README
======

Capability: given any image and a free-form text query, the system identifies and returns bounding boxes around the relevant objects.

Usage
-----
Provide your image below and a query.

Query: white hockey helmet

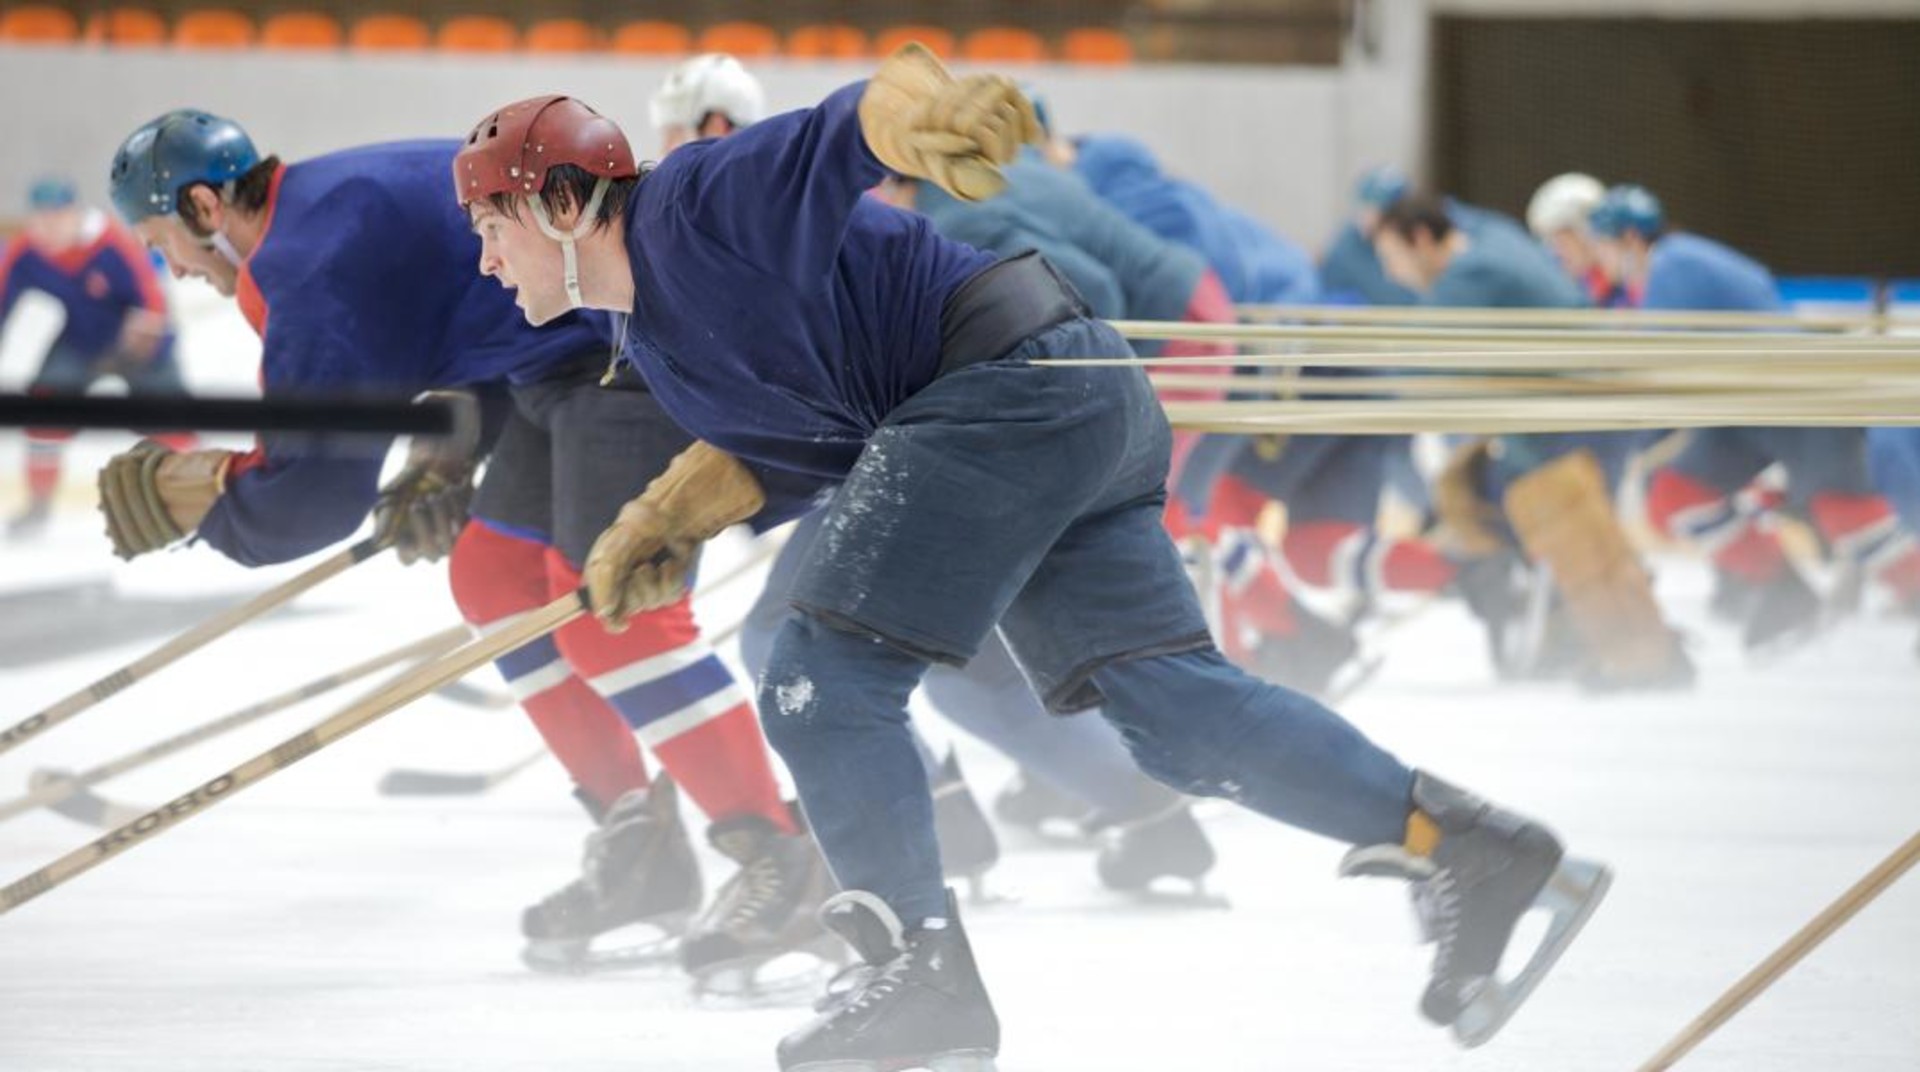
[1526,172,1605,238]
[649,53,767,133]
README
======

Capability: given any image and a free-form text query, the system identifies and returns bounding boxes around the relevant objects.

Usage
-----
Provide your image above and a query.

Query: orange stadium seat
[610,19,689,55]
[961,26,1047,63]
[85,8,168,46]
[1060,27,1133,65]
[436,15,517,53]
[697,20,778,57]
[787,23,866,60]
[349,13,429,51]
[172,9,255,49]
[1,5,80,42]
[260,11,343,50]
[872,25,954,60]
[525,18,598,53]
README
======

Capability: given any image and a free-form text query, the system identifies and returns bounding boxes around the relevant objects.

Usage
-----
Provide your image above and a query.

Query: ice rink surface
[2,289,1918,1071]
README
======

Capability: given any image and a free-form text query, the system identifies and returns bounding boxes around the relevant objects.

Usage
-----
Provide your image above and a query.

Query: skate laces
[839,951,913,1015]
[713,848,785,931]
[1413,870,1462,973]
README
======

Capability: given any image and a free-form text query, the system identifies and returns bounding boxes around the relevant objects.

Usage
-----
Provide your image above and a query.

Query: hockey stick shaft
[0,625,468,824]
[0,592,585,917]
[1635,829,1920,1072]
[0,538,389,758]
[1233,303,1893,332]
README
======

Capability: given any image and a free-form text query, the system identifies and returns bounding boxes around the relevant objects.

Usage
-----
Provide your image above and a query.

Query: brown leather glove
[859,43,1043,202]
[584,442,765,632]
[372,391,481,566]
[98,440,234,560]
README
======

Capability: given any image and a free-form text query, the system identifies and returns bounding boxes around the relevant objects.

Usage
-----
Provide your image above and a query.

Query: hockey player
[1526,172,1618,306]
[1,176,191,538]
[456,48,1611,1069]
[655,54,1216,896]
[1056,142,1455,688]
[1867,427,1920,658]
[98,110,827,978]
[1319,165,1420,305]
[1598,185,1920,648]
[1376,192,1693,689]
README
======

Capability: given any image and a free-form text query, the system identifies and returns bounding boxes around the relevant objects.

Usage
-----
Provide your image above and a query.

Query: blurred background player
[1599,184,1920,649]
[99,108,827,979]
[1526,172,1617,306]
[1,176,189,538]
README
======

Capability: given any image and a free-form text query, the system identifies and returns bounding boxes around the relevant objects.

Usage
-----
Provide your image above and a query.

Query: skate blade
[1451,856,1612,1049]
[522,917,688,976]
[1323,653,1386,705]
[788,1049,998,1072]
[691,936,845,1005]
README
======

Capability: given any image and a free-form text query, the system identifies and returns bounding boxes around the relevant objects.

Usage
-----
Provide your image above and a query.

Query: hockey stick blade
[27,770,148,829]
[377,769,495,795]
[430,680,514,709]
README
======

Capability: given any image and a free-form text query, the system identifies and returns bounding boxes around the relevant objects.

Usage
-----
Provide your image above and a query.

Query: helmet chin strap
[527,179,611,309]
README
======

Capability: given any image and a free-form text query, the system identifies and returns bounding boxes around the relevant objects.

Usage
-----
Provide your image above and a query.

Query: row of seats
[0,7,1136,62]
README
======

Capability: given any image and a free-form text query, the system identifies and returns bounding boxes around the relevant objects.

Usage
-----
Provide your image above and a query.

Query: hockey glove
[859,42,1043,202]
[98,439,234,560]
[372,391,482,566]
[584,441,765,632]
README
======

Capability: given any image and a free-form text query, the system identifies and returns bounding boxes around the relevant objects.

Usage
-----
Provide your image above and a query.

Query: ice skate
[682,812,839,998]
[991,768,1093,847]
[520,778,702,974]
[932,750,1002,903]
[780,889,999,1072]
[1338,772,1610,1048]
[1089,801,1225,908]
[1742,561,1822,655]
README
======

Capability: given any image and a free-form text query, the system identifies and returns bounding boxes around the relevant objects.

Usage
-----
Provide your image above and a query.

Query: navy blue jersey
[0,211,175,363]
[1643,233,1783,312]
[915,171,1126,319]
[1427,223,1585,309]
[616,83,995,501]
[1319,221,1418,305]
[1070,134,1318,305]
[198,141,607,566]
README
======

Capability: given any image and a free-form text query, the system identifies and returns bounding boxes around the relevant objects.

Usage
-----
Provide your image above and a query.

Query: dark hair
[1375,192,1454,244]
[483,162,649,234]
[177,155,280,238]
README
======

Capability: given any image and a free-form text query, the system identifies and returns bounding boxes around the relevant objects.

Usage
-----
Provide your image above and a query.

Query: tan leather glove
[98,440,234,560]
[372,391,481,565]
[859,43,1043,202]
[584,442,765,632]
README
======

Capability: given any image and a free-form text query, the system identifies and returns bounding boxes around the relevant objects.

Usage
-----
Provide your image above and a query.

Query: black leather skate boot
[992,767,1091,845]
[1338,772,1610,1048]
[779,889,999,1072]
[521,777,702,971]
[1091,801,1219,903]
[680,813,835,986]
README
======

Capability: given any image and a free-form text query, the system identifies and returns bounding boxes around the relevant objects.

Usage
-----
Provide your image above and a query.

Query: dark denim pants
[757,319,1415,924]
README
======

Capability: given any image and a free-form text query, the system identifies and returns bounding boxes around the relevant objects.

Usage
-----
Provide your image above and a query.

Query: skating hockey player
[0,176,191,538]
[98,109,829,980]
[1526,171,1618,306]
[654,53,1217,901]
[454,47,1611,1070]
[1597,185,1920,649]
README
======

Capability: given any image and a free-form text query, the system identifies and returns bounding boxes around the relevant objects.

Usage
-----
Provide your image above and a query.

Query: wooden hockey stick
[0,592,586,917]
[0,537,389,759]
[1108,319,1915,348]
[1233,303,1898,333]
[1635,829,1920,1072]
[1048,346,1920,373]
[0,625,469,826]
[378,610,755,798]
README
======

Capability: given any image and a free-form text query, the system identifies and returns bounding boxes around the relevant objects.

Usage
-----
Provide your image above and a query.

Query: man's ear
[183,184,225,234]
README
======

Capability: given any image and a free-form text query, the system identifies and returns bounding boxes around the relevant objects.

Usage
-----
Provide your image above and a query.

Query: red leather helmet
[454,95,637,208]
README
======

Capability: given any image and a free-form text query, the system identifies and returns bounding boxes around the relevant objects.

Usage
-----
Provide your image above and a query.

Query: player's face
[24,206,84,250]
[1548,229,1595,276]
[470,200,569,326]
[1373,229,1425,290]
[133,216,238,297]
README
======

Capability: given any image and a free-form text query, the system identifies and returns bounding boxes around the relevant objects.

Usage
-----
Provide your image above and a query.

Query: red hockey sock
[546,552,795,834]
[23,442,60,502]
[1647,468,1738,544]
[1811,492,1920,600]
[1710,524,1787,585]
[449,522,649,812]
[1282,520,1459,595]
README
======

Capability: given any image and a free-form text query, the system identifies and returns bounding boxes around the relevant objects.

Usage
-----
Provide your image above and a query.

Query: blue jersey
[615,83,994,506]
[1643,233,1783,312]
[917,150,1205,327]
[1070,134,1319,305]
[0,211,175,363]
[1427,222,1585,309]
[1319,221,1417,305]
[915,169,1125,320]
[1869,428,1920,533]
[199,140,607,566]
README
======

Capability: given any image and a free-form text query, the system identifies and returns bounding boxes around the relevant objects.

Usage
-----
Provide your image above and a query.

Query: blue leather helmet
[108,109,259,224]
[1589,183,1666,239]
